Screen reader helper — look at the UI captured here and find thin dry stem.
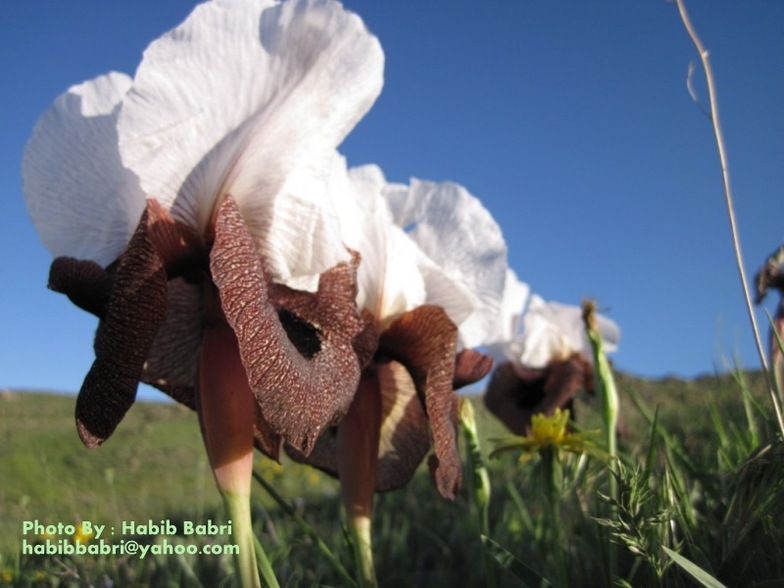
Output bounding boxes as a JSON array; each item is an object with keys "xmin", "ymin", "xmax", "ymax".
[{"xmin": 674, "ymin": 0, "xmax": 784, "ymax": 434}]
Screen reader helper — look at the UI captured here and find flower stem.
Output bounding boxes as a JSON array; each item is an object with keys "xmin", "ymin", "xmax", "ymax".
[
  {"xmin": 223, "ymin": 491, "xmax": 267, "ymax": 588},
  {"xmin": 459, "ymin": 398, "xmax": 497, "ymax": 588},
  {"xmin": 347, "ymin": 515, "xmax": 376, "ymax": 588},
  {"xmin": 337, "ymin": 371, "xmax": 381, "ymax": 588},
  {"xmin": 582, "ymin": 301, "xmax": 619, "ymax": 461},
  {"xmin": 674, "ymin": 0, "xmax": 784, "ymax": 435},
  {"xmin": 582, "ymin": 300, "xmax": 619, "ymax": 584},
  {"xmin": 198, "ymin": 287, "xmax": 266, "ymax": 588},
  {"xmin": 540, "ymin": 446, "xmax": 566, "ymax": 587}
]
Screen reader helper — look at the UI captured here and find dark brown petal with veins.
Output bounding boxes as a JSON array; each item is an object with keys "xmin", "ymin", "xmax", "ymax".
[
  {"xmin": 139, "ymin": 278, "xmax": 203, "ymax": 409},
  {"xmin": 379, "ymin": 305, "xmax": 462, "ymax": 500},
  {"xmin": 49, "ymin": 257, "xmax": 113, "ymax": 318},
  {"xmin": 374, "ymin": 360, "xmax": 431, "ymax": 490},
  {"xmin": 72, "ymin": 205, "xmax": 169, "ymax": 447},
  {"xmin": 453, "ymin": 349, "xmax": 494, "ymax": 389},
  {"xmin": 252, "ymin": 406, "xmax": 283, "ymax": 461},
  {"xmin": 286, "ymin": 314, "xmax": 491, "ymax": 494},
  {"xmin": 371, "ymin": 348, "xmax": 490, "ymax": 491},
  {"xmin": 49, "ymin": 199, "xmax": 207, "ymax": 447},
  {"xmin": 484, "ymin": 354, "xmax": 593, "ymax": 436},
  {"xmin": 285, "ymin": 358, "xmax": 431, "ymax": 492},
  {"xmin": 210, "ymin": 195, "xmax": 363, "ymax": 456}
]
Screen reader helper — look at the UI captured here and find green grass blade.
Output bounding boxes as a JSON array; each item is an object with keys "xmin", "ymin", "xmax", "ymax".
[
  {"xmin": 504, "ymin": 479, "xmax": 535, "ymax": 534},
  {"xmin": 253, "ymin": 534, "xmax": 280, "ymax": 588},
  {"xmin": 626, "ymin": 386, "xmax": 699, "ymax": 475},
  {"xmin": 730, "ymin": 363, "xmax": 761, "ymax": 446},
  {"xmin": 662, "ymin": 546, "xmax": 727, "ymax": 588},
  {"xmin": 252, "ymin": 469, "xmax": 357, "ymax": 587},
  {"xmin": 643, "ymin": 405, "xmax": 660, "ymax": 485},
  {"xmin": 481, "ymin": 535, "xmax": 555, "ymax": 588}
]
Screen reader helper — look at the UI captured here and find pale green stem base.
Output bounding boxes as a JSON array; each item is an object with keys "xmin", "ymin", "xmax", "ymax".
[
  {"xmin": 348, "ymin": 515, "xmax": 377, "ymax": 588},
  {"xmin": 222, "ymin": 490, "xmax": 265, "ymax": 588}
]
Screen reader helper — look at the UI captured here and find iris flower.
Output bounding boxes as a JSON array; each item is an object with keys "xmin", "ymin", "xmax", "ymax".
[
  {"xmin": 285, "ymin": 161, "xmax": 506, "ymax": 580},
  {"xmin": 484, "ymin": 271, "xmax": 620, "ymax": 436},
  {"xmin": 23, "ymin": 0, "xmax": 383, "ymax": 584},
  {"xmin": 23, "ymin": 0, "xmax": 383, "ymax": 455}
]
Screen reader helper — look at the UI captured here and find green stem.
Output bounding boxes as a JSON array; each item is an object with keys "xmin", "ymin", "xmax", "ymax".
[
  {"xmin": 541, "ymin": 447, "xmax": 566, "ymax": 587},
  {"xmin": 197, "ymin": 291, "xmax": 267, "ymax": 588},
  {"xmin": 582, "ymin": 300, "xmax": 619, "ymax": 584},
  {"xmin": 347, "ymin": 515, "xmax": 377, "ymax": 588},
  {"xmin": 223, "ymin": 491, "xmax": 267, "ymax": 588},
  {"xmin": 459, "ymin": 399, "xmax": 497, "ymax": 588}
]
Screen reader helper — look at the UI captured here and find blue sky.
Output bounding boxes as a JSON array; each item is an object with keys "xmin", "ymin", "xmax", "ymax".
[{"xmin": 1, "ymin": 0, "xmax": 783, "ymax": 400}]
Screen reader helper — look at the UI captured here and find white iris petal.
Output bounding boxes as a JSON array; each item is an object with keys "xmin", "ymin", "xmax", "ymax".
[
  {"xmin": 329, "ymin": 158, "xmax": 505, "ymax": 339},
  {"xmin": 384, "ymin": 178, "xmax": 508, "ymax": 348},
  {"xmin": 118, "ymin": 0, "xmax": 384, "ymax": 285},
  {"xmin": 22, "ymin": 72, "xmax": 145, "ymax": 267},
  {"xmin": 510, "ymin": 294, "xmax": 620, "ymax": 368},
  {"xmin": 327, "ymin": 158, "xmax": 427, "ymax": 324},
  {"xmin": 25, "ymin": 0, "xmax": 384, "ymax": 288}
]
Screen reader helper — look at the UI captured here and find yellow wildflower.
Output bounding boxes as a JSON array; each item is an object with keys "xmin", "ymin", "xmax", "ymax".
[
  {"xmin": 72, "ymin": 522, "xmax": 94, "ymax": 545},
  {"xmin": 490, "ymin": 408, "xmax": 603, "ymax": 462},
  {"xmin": 308, "ymin": 471, "xmax": 321, "ymax": 487},
  {"xmin": 530, "ymin": 408, "xmax": 570, "ymax": 446},
  {"xmin": 37, "ymin": 530, "xmax": 55, "ymax": 542}
]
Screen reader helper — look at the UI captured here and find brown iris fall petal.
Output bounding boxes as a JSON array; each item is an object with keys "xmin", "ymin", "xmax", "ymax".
[
  {"xmin": 54, "ymin": 204, "xmax": 171, "ymax": 447},
  {"xmin": 49, "ymin": 199, "xmax": 207, "ymax": 446},
  {"xmin": 48, "ymin": 257, "xmax": 113, "ymax": 318},
  {"xmin": 754, "ymin": 246, "xmax": 784, "ymax": 382},
  {"xmin": 379, "ymin": 306, "xmax": 465, "ymax": 499},
  {"xmin": 453, "ymin": 348, "xmax": 494, "ymax": 390},
  {"xmin": 140, "ymin": 278, "xmax": 203, "ymax": 409},
  {"xmin": 49, "ymin": 195, "xmax": 365, "ymax": 457},
  {"xmin": 483, "ymin": 353, "xmax": 594, "ymax": 437},
  {"xmin": 286, "ymin": 305, "xmax": 493, "ymax": 500},
  {"xmin": 210, "ymin": 196, "xmax": 364, "ymax": 455}
]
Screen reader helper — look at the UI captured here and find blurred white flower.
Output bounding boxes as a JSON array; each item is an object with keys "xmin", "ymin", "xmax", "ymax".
[
  {"xmin": 488, "ymin": 270, "xmax": 619, "ymax": 369},
  {"xmin": 484, "ymin": 270, "xmax": 621, "ymax": 436},
  {"xmin": 509, "ymin": 294, "xmax": 620, "ymax": 368}
]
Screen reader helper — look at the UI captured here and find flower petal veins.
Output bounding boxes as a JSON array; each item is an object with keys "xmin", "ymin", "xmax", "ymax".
[
  {"xmin": 209, "ymin": 195, "xmax": 363, "ymax": 455},
  {"xmin": 72, "ymin": 205, "xmax": 169, "ymax": 447}
]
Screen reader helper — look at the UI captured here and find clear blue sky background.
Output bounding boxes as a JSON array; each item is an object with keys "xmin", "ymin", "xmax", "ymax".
[{"xmin": 1, "ymin": 1, "xmax": 782, "ymax": 401}]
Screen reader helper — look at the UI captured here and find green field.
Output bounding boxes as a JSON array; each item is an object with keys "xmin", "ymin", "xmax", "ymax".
[{"xmin": 1, "ymin": 370, "xmax": 782, "ymax": 586}]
